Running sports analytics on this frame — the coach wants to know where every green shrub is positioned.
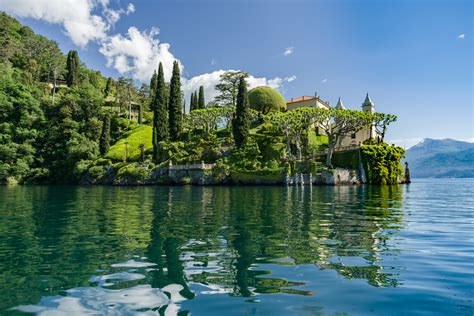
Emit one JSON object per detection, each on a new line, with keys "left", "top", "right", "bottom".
{"left": 230, "top": 138, "right": 262, "bottom": 170}
{"left": 93, "top": 158, "right": 112, "bottom": 166}
{"left": 179, "top": 177, "right": 192, "bottom": 185}
{"left": 248, "top": 86, "right": 287, "bottom": 114}
{"left": 116, "top": 162, "right": 151, "bottom": 183}
{"left": 361, "top": 144, "right": 405, "bottom": 184}
{"left": 88, "top": 165, "right": 108, "bottom": 180}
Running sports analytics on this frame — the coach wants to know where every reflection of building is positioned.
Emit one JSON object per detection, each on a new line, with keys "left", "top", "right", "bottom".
{"left": 286, "top": 93, "right": 380, "bottom": 147}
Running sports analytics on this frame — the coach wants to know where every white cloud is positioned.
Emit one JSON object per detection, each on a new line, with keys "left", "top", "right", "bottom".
{"left": 285, "top": 75, "right": 297, "bottom": 82}
{"left": 283, "top": 47, "right": 294, "bottom": 56}
{"left": 322, "top": 78, "right": 328, "bottom": 83}
{"left": 457, "top": 33, "right": 465, "bottom": 39}
{"left": 1, "top": 0, "right": 294, "bottom": 110}
{"left": 99, "top": 27, "right": 181, "bottom": 82}
{"left": 0, "top": 0, "right": 134, "bottom": 47}
{"left": 182, "top": 70, "right": 290, "bottom": 110}
{"left": 126, "top": 3, "right": 135, "bottom": 14}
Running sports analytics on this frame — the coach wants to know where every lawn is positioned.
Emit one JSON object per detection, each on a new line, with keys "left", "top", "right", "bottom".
{"left": 105, "top": 125, "right": 153, "bottom": 162}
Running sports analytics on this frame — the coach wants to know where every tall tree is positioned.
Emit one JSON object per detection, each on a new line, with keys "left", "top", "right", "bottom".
{"left": 104, "top": 77, "right": 113, "bottom": 98}
{"left": 318, "top": 108, "right": 373, "bottom": 167}
{"left": 198, "top": 85, "right": 205, "bottom": 109}
{"left": 190, "top": 92, "right": 195, "bottom": 112}
{"left": 152, "top": 62, "right": 169, "bottom": 161}
{"left": 168, "top": 61, "right": 182, "bottom": 140}
{"left": 138, "top": 104, "right": 143, "bottom": 124}
{"left": 215, "top": 71, "right": 249, "bottom": 106}
{"left": 66, "top": 50, "right": 80, "bottom": 87}
{"left": 149, "top": 70, "right": 158, "bottom": 104}
{"left": 232, "top": 77, "right": 250, "bottom": 147}
{"left": 194, "top": 92, "right": 199, "bottom": 110}
{"left": 99, "top": 113, "right": 111, "bottom": 155}
{"left": 373, "top": 113, "right": 397, "bottom": 143}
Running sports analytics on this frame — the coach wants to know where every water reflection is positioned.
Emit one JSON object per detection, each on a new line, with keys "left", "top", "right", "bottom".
{"left": 0, "top": 184, "right": 406, "bottom": 314}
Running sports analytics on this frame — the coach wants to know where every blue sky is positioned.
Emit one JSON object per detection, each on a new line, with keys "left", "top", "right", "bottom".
{"left": 2, "top": 0, "right": 472, "bottom": 147}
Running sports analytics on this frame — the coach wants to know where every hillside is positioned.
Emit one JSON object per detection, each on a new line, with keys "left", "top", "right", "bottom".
{"left": 405, "top": 139, "right": 474, "bottom": 178}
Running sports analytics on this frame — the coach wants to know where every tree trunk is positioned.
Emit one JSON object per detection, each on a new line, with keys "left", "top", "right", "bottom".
{"left": 326, "top": 134, "right": 335, "bottom": 167}
{"left": 52, "top": 68, "right": 57, "bottom": 105}
{"left": 128, "top": 91, "right": 132, "bottom": 120}
{"left": 295, "top": 132, "right": 302, "bottom": 161}
{"left": 285, "top": 127, "right": 292, "bottom": 159}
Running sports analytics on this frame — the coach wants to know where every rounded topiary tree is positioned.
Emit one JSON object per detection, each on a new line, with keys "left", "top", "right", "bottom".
{"left": 248, "top": 86, "right": 286, "bottom": 114}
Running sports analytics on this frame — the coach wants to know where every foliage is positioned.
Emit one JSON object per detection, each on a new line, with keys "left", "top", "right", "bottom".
{"left": 185, "top": 107, "right": 234, "bottom": 134}
{"left": 168, "top": 60, "right": 182, "bottom": 140}
{"left": 214, "top": 70, "right": 249, "bottom": 106}
{"left": 361, "top": 144, "right": 405, "bottom": 184}
{"left": 232, "top": 77, "right": 250, "bottom": 147}
{"left": 317, "top": 107, "right": 374, "bottom": 166}
{"left": 99, "top": 113, "right": 111, "bottom": 155}
{"left": 104, "top": 77, "right": 113, "bottom": 98}
{"left": 115, "top": 162, "right": 151, "bottom": 183}
{"left": 106, "top": 125, "right": 153, "bottom": 162}
{"left": 66, "top": 50, "right": 80, "bottom": 87}
{"left": 248, "top": 86, "right": 286, "bottom": 114}
{"left": 152, "top": 62, "right": 169, "bottom": 161}
{"left": 0, "top": 64, "right": 43, "bottom": 183}
{"left": 373, "top": 113, "right": 397, "bottom": 143}
{"left": 198, "top": 85, "right": 205, "bottom": 109}
{"left": 230, "top": 138, "right": 262, "bottom": 170}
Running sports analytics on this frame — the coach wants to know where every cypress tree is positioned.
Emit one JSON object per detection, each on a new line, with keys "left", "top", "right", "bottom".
{"left": 190, "top": 92, "right": 195, "bottom": 112}
{"left": 198, "top": 85, "right": 205, "bottom": 109}
{"left": 152, "top": 62, "right": 169, "bottom": 162}
{"left": 66, "top": 50, "right": 80, "bottom": 87}
{"left": 149, "top": 70, "right": 158, "bottom": 104}
{"left": 232, "top": 77, "right": 250, "bottom": 147}
{"left": 138, "top": 104, "right": 143, "bottom": 124}
{"left": 168, "top": 61, "right": 182, "bottom": 140}
{"left": 104, "top": 77, "right": 112, "bottom": 98}
{"left": 99, "top": 113, "right": 111, "bottom": 155}
{"left": 193, "top": 92, "right": 198, "bottom": 110}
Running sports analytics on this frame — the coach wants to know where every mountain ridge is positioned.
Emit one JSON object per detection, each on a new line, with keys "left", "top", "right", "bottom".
{"left": 405, "top": 138, "right": 474, "bottom": 178}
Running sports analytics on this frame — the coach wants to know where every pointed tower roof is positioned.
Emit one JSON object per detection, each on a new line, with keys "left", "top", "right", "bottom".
{"left": 336, "top": 97, "right": 345, "bottom": 109}
{"left": 362, "top": 93, "right": 374, "bottom": 107}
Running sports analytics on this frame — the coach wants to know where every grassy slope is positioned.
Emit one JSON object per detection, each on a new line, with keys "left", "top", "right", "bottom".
{"left": 105, "top": 125, "right": 153, "bottom": 162}
{"left": 104, "top": 122, "right": 330, "bottom": 163}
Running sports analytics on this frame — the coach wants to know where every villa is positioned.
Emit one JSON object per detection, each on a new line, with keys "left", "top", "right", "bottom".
{"left": 286, "top": 93, "right": 379, "bottom": 148}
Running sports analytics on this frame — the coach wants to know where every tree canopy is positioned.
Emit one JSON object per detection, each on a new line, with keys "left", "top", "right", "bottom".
{"left": 214, "top": 71, "right": 249, "bottom": 106}
{"left": 248, "top": 86, "right": 286, "bottom": 114}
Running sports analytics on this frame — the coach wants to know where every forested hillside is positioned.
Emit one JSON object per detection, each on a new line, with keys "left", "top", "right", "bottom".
{"left": 0, "top": 13, "right": 151, "bottom": 184}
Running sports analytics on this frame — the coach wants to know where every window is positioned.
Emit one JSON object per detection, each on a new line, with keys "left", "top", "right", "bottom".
{"left": 351, "top": 133, "right": 356, "bottom": 139}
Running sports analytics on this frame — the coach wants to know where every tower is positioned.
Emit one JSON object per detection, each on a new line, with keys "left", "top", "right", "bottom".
{"left": 336, "top": 97, "right": 345, "bottom": 109}
{"left": 362, "top": 93, "right": 375, "bottom": 114}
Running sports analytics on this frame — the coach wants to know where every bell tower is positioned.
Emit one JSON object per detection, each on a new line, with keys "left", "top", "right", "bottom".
{"left": 362, "top": 93, "right": 375, "bottom": 114}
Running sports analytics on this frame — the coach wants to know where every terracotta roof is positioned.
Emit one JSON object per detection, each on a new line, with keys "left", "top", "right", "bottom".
{"left": 286, "top": 96, "right": 317, "bottom": 104}
{"left": 286, "top": 95, "right": 331, "bottom": 109}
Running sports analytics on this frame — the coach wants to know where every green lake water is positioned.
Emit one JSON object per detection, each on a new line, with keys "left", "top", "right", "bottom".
{"left": 0, "top": 179, "right": 473, "bottom": 315}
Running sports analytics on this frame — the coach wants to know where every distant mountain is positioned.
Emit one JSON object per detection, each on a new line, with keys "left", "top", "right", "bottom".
{"left": 405, "top": 139, "right": 474, "bottom": 178}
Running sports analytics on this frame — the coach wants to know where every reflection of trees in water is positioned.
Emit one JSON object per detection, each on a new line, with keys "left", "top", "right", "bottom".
{"left": 0, "top": 184, "right": 405, "bottom": 311}
{"left": 146, "top": 184, "right": 405, "bottom": 297}
{"left": 147, "top": 187, "right": 195, "bottom": 301}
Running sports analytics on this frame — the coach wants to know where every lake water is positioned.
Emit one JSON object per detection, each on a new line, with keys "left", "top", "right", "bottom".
{"left": 0, "top": 179, "right": 473, "bottom": 315}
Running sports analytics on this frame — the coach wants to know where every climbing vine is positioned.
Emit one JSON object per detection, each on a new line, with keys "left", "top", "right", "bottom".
{"left": 361, "top": 144, "right": 405, "bottom": 184}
